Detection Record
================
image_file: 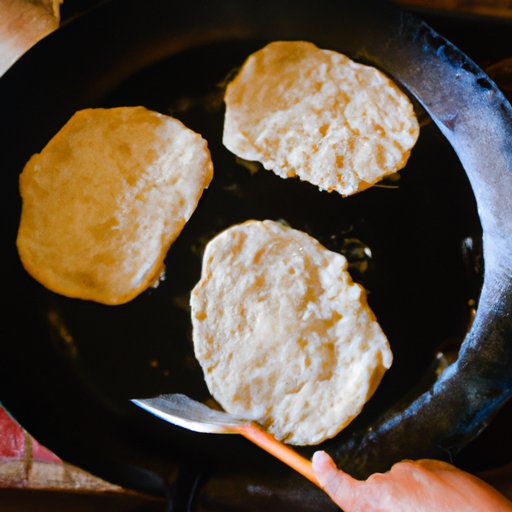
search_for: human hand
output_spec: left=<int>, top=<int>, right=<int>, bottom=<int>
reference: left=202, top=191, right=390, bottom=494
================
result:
left=312, top=451, right=512, bottom=512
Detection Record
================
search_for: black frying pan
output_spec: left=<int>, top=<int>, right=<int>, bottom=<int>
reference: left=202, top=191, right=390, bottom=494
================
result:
left=1, top=1, right=512, bottom=510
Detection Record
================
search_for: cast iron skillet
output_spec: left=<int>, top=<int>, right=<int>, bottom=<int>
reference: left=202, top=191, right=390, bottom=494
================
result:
left=1, top=0, right=512, bottom=509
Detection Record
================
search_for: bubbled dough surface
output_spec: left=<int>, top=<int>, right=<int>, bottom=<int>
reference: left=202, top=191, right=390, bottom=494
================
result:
left=223, top=41, right=419, bottom=196
left=17, top=106, right=213, bottom=305
left=191, top=220, right=392, bottom=445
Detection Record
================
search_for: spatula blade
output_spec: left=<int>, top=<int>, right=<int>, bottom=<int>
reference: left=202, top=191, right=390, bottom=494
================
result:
left=131, top=393, right=249, bottom=434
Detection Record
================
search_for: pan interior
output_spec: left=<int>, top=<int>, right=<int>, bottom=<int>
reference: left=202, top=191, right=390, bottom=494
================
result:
left=0, top=32, right=481, bottom=486
left=43, top=39, right=482, bottom=446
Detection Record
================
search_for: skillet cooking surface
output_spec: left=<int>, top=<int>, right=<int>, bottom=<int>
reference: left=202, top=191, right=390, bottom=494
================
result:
left=1, top=0, right=512, bottom=503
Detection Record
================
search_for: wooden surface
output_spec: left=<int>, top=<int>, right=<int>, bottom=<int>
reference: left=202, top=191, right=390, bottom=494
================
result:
left=397, top=0, right=512, bottom=18
left=0, top=0, right=60, bottom=75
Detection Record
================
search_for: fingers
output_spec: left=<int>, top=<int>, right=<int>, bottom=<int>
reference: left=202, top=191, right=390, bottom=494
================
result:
left=312, top=450, right=338, bottom=476
left=312, top=451, right=360, bottom=510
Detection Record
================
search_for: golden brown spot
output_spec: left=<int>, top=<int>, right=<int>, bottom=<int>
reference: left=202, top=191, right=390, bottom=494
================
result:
left=125, top=174, right=138, bottom=187
left=118, top=143, right=132, bottom=156
left=88, top=217, right=119, bottom=242
left=195, top=311, right=207, bottom=321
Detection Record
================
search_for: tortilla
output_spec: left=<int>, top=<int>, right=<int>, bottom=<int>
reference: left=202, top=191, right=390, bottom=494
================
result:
left=223, top=41, right=419, bottom=196
left=17, top=106, right=213, bottom=305
left=191, top=220, right=392, bottom=445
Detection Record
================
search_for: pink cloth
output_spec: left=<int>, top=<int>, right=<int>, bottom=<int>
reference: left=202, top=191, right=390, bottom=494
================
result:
left=0, top=407, right=60, bottom=463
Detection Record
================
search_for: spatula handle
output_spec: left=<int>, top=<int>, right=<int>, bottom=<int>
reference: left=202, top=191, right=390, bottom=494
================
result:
left=238, top=422, right=320, bottom=488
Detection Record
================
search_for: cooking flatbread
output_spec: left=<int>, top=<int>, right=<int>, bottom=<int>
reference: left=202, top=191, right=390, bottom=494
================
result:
left=223, top=41, right=419, bottom=196
left=191, top=220, right=392, bottom=445
left=17, top=106, right=213, bottom=305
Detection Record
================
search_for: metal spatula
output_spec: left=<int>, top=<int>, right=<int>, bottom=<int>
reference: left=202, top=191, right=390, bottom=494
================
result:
left=132, top=393, right=319, bottom=487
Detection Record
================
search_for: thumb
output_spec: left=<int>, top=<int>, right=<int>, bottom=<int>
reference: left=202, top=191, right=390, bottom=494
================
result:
left=312, top=451, right=361, bottom=511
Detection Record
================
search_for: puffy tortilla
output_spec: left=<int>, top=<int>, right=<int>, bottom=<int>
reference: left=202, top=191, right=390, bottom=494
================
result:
left=191, top=220, right=392, bottom=445
left=223, top=41, right=419, bottom=196
left=17, top=106, right=213, bottom=305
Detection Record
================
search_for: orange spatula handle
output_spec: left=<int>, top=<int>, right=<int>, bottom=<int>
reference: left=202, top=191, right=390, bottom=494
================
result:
left=238, top=422, right=320, bottom=488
